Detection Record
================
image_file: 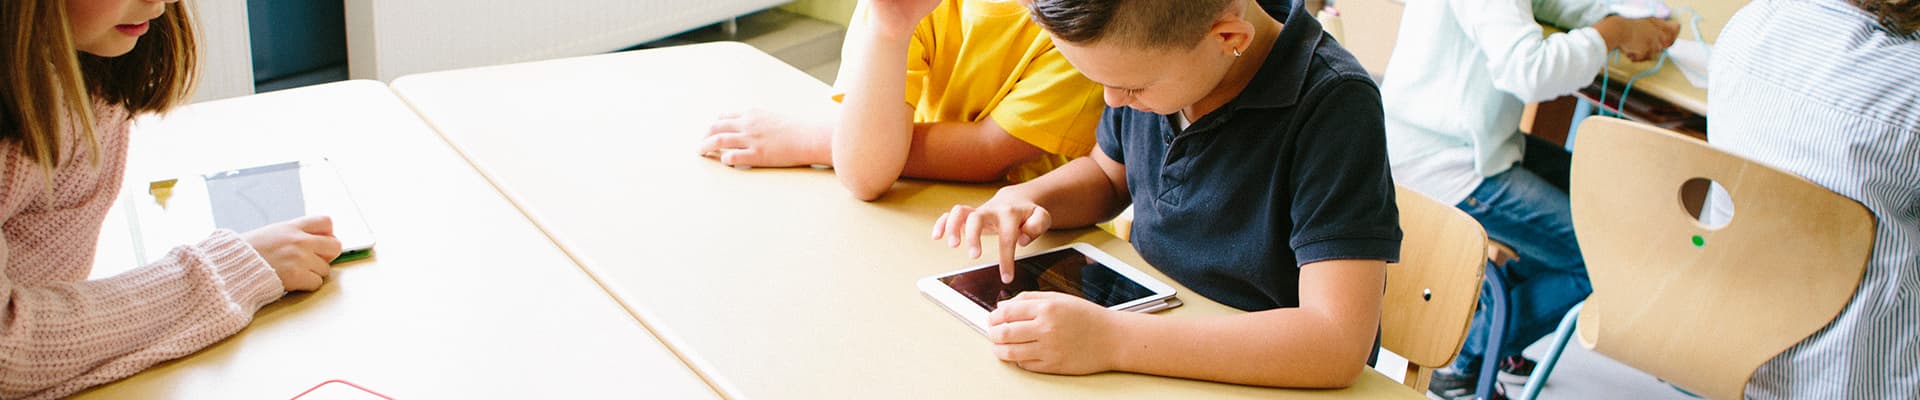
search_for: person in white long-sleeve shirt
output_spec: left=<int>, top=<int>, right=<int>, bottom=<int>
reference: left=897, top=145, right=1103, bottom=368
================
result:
left=1377, top=0, right=1676, bottom=397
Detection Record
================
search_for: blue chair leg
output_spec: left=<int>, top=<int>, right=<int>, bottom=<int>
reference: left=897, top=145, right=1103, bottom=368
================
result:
left=1566, top=99, right=1596, bottom=152
left=1518, top=302, right=1583, bottom=400
left=1477, top=262, right=1509, bottom=400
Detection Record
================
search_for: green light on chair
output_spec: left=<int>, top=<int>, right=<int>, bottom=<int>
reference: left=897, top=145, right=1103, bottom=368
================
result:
left=1692, top=235, right=1706, bottom=247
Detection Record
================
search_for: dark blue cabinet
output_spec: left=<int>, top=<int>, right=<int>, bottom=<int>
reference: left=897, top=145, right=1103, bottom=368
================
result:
left=248, top=0, right=346, bottom=89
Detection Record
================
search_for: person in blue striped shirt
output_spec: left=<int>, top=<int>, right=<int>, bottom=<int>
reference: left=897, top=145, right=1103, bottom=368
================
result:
left=1707, top=0, right=1917, bottom=397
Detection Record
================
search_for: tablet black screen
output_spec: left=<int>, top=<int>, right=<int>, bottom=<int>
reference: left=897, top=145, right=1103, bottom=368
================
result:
left=937, top=247, right=1155, bottom=311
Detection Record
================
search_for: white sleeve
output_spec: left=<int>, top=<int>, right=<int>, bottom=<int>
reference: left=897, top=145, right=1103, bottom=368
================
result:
left=1450, top=0, right=1612, bottom=102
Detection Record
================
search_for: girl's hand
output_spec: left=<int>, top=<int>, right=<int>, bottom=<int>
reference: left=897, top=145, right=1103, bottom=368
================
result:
left=243, top=215, right=343, bottom=292
left=868, top=0, right=945, bottom=38
left=932, top=193, right=1052, bottom=283
left=986, top=291, right=1123, bottom=375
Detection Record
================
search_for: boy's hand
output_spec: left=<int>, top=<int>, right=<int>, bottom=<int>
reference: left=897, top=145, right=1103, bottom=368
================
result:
left=868, top=0, right=945, bottom=38
left=700, top=109, right=832, bottom=168
left=243, top=215, right=343, bottom=292
left=932, top=193, right=1052, bottom=283
left=986, top=291, right=1122, bottom=375
left=1594, top=16, right=1680, bottom=61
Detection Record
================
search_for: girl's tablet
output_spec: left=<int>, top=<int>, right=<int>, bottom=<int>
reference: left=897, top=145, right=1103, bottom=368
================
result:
left=132, top=158, right=375, bottom=265
left=917, top=243, right=1180, bottom=334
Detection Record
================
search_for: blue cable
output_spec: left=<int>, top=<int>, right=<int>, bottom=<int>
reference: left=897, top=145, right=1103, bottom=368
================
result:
left=1618, top=51, right=1667, bottom=112
left=1599, top=51, right=1616, bottom=116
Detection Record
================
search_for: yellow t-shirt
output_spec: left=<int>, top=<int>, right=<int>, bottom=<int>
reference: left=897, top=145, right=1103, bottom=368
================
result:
left=836, top=0, right=1107, bottom=182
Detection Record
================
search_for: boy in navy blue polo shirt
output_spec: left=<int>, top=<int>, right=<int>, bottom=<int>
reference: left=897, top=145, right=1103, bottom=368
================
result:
left=931, top=0, right=1401, bottom=388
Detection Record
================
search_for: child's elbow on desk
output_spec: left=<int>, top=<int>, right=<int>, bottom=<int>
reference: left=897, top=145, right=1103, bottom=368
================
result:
left=1302, top=359, right=1369, bottom=389
left=1252, top=340, right=1374, bottom=389
left=837, top=174, right=893, bottom=202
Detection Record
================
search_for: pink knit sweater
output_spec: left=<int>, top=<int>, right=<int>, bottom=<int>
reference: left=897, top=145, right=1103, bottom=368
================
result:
left=0, top=102, right=284, bottom=399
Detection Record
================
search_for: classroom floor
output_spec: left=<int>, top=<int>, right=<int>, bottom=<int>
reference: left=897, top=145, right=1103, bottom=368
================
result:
left=1373, top=332, right=1702, bottom=400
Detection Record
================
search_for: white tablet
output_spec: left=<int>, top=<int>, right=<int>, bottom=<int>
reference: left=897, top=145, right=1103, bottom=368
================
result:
left=130, top=158, right=376, bottom=265
left=918, top=243, right=1181, bottom=334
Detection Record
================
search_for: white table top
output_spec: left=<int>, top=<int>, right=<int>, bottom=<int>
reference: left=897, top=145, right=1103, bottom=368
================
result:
left=390, top=42, right=1423, bottom=399
left=77, top=81, right=715, bottom=399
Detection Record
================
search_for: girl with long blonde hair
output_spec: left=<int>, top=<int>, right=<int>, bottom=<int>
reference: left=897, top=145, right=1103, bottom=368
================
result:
left=1, top=1, right=341, bottom=397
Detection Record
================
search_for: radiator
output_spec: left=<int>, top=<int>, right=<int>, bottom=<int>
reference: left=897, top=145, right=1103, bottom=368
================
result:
left=345, top=0, right=787, bottom=81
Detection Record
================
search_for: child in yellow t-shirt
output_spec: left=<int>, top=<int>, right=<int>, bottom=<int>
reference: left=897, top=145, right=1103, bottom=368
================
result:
left=699, top=0, right=1106, bottom=200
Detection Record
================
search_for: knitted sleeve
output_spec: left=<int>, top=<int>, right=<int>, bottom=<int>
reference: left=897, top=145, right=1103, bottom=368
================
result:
left=0, top=230, right=283, bottom=399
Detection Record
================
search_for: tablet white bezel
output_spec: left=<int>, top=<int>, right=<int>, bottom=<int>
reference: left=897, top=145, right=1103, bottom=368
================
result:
left=130, top=158, right=375, bottom=264
left=917, top=243, right=1178, bottom=334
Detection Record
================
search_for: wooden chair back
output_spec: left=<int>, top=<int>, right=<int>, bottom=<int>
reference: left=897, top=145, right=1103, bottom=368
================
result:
left=1330, top=0, right=1404, bottom=76
left=1568, top=117, right=1875, bottom=399
left=1382, top=186, right=1488, bottom=392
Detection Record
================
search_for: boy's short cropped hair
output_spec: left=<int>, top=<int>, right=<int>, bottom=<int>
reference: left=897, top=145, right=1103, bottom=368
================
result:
left=1027, top=0, right=1237, bottom=48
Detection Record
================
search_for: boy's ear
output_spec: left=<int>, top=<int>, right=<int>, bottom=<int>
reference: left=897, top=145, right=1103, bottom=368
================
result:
left=1207, top=13, right=1257, bottom=57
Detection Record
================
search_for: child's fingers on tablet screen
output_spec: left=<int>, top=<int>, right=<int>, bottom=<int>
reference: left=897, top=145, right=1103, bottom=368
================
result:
left=997, top=211, right=1024, bottom=279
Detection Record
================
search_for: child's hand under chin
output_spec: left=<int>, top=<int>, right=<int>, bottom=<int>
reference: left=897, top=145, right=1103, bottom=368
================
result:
left=867, top=0, right=947, bottom=37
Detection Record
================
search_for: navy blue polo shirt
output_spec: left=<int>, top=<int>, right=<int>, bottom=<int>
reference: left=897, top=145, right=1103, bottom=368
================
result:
left=1099, top=1, right=1401, bottom=312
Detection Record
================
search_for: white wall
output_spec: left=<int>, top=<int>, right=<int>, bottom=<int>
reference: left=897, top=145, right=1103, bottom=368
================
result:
left=190, top=0, right=254, bottom=102
left=345, top=0, right=784, bottom=81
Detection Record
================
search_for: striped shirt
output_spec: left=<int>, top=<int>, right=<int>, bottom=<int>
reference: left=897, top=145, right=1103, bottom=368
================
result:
left=1708, top=0, right=1919, bottom=397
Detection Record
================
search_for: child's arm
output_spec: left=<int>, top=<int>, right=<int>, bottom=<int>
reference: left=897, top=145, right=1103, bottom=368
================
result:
left=699, top=110, right=1042, bottom=180
left=933, top=149, right=1130, bottom=282
left=833, top=0, right=944, bottom=201
left=894, top=120, right=1046, bottom=183
left=0, top=232, right=285, bottom=399
left=1448, top=0, right=1674, bottom=102
left=0, top=216, right=336, bottom=398
left=986, top=259, right=1387, bottom=388
left=1533, top=0, right=1612, bottom=32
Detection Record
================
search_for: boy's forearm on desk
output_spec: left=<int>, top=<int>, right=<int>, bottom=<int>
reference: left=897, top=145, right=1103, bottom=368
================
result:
left=1107, top=260, right=1385, bottom=388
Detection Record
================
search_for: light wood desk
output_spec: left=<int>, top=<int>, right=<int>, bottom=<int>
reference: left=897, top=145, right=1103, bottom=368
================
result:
left=1600, top=0, right=1747, bottom=115
left=77, top=81, right=716, bottom=399
left=390, top=42, right=1424, bottom=399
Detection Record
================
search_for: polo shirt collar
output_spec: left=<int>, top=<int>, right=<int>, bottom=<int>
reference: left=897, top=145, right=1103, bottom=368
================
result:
left=1225, top=0, right=1322, bottom=111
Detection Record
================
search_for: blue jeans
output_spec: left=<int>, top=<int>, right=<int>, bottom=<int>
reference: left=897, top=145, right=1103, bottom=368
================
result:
left=1449, top=138, right=1591, bottom=370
